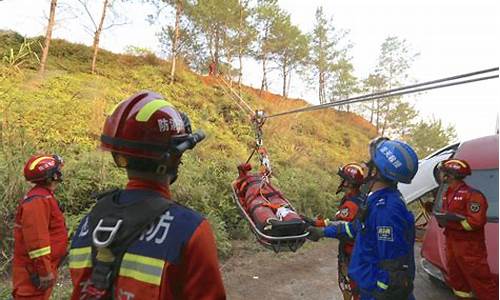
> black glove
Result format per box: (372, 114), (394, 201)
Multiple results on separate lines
(300, 215), (316, 227)
(306, 226), (324, 242)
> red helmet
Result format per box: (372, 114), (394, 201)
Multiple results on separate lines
(101, 91), (205, 174)
(437, 159), (471, 179)
(24, 155), (64, 183)
(336, 163), (365, 194)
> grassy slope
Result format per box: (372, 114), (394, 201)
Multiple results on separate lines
(0, 32), (377, 263)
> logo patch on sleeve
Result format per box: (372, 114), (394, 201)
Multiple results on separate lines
(340, 208), (350, 218)
(469, 202), (481, 213)
(377, 226), (394, 241)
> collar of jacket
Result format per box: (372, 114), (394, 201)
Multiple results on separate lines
(126, 178), (172, 199)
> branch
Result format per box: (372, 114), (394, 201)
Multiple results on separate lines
(77, 0), (98, 30)
(102, 21), (130, 31)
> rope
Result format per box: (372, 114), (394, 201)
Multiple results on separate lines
(265, 67), (499, 119)
(216, 76), (252, 117)
(217, 76), (254, 115)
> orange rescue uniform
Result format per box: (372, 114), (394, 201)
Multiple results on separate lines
(442, 182), (498, 300)
(12, 185), (68, 299)
(69, 179), (226, 300)
(335, 191), (363, 300)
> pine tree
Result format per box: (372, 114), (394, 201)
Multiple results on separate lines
(268, 14), (309, 97)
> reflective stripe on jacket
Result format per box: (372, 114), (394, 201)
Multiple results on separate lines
(324, 187), (415, 300)
(13, 185), (68, 276)
(69, 180), (226, 300)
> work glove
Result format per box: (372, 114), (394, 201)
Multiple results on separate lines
(306, 226), (324, 242)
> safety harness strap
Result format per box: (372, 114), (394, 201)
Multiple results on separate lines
(86, 189), (172, 299)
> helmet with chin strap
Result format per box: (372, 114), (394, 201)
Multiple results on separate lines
(100, 91), (205, 180)
(368, 137), (419, 184)
(336, 162), (365, 194)
(434, 158), (471, 181)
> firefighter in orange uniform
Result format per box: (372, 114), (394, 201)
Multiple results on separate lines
(436, 159), (498, 300)
(333, 163), (366, 300)
(69, 91), (226, 300)
(306, 163), (365, 299)
(12, 155), (68, 299)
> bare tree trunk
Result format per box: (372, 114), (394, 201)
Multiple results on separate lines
(170, 0), (182, 84)
(319, 71), (325, 104)
(39, 0), (57, 74)
(91, 0), (109, 74)
(213, 26), (222, 78)
(381, 101), (390, 136)
(260, 57), (268, 93)
(370, 99), (375, 123)
(286, 68), (292, 98)
(260, 23), (270, 94)
(237, 0), (243, 93)
(376, 99), (380, 133)
(282, 61), (287, 97)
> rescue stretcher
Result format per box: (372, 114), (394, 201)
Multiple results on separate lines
(231, 163), (309, 253)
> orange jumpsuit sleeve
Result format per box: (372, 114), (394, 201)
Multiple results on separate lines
(180, 220), (226, 300)
(335, 201), (359, 222)
(21, 198), (53, 276)
(460, 191), (488, 231)
(445, 190), (488, 231)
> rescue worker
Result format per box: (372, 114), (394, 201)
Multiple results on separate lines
(435, 159), (498, 300)
(69, 91), (226, 300)
(208, 60), (216, 76)
(13, 155), (68, 299)
(333, 163), (366, 300)
(308, 137), (418, 300)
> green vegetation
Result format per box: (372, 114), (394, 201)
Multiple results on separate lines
(0, 31), (377, 278)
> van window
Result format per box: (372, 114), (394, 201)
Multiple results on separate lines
(434, 169), (499, 222)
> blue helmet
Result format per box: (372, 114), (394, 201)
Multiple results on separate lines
(369, 137), (419, 184)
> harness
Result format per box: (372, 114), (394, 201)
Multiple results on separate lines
(83, 189), (172, 300)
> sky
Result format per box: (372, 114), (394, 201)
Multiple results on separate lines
(0, 0), (498, 141)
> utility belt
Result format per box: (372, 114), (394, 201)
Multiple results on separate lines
(371, 256), (413, 300)
(81, 189), (171, 300)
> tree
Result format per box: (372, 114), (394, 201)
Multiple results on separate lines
(185, 0), (241, 76)
(384, 100), (418, 138)
(268, 15), (309, 97)
(39, 0), (58, 73)
(407, 118), (457, 157)
(308, 6), (349, 105)
(170, 0), (183, 83)
(329, 57), (358, 111)
(78, 0), (128, 74)
(361, 73), (386, 125)
(373, 36), (418, 134)
(253, 0), (283, 93)
(236, 0), (255, 91)
(309, 7), (332, 104)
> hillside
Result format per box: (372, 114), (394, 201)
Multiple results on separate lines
(0, 31), (376, 266)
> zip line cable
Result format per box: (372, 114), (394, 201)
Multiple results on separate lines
(268, 74), (498, 119)
(265, 67), (499, 119)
